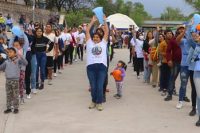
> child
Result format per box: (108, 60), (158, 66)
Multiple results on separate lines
(111, 60), (127, 99)
(0, 48), (27, 114)
(13, 41), (26, 104)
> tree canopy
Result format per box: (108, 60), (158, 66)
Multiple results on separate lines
(160, 7), (187, 21)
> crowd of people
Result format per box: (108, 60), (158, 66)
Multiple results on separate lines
(0, 13), (91, 114)
(0, 12), (200, 127)
(128, 24), (200, 127)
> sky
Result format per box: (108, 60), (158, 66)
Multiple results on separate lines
(126, 0), (195, 17)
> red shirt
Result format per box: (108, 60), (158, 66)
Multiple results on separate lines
(166, 38), (182, 63)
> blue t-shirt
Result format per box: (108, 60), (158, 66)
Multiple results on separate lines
(180, 38), (190, 66)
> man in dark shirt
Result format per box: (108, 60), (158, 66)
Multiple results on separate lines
(164, 29), (182, 101)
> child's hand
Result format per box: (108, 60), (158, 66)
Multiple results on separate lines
(110, 72), (113, 75)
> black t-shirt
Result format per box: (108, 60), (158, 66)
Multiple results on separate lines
(31, 36), (53, 54)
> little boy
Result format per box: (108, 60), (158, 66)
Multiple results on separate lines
(0, 48), (27, 114)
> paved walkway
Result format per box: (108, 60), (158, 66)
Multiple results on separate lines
(0, 49), (199, 133)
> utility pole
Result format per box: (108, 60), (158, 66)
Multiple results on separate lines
(32, 0), (35, 21)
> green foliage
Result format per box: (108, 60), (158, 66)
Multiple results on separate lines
(160, 7), (187, 21)
(65, 11), (85, 27)
(185, 0), (200, 12)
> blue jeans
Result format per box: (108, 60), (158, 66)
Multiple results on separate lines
(87, 64), (107, 104)
(31, 54), (37, 89)
(168, 62), (180, 96)
(143, 60), (151, 82)
(193, 71), (200, 115)
(36, 52), (47, 84)
(179, 66), (190, 101)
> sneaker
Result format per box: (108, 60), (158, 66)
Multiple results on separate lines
(152, 85), (157, 88)
(39, 84), (44, 90)
(161, 91), (167, 96)
(173, 90), (178, 96)
(53, 73), (57, 77)
(164, 95), (172, 101)
(176, 101), (183, 109)
(115, 95), (122, 99)
(20, 98), (25, 105)
(137, 76), (140, 79)
(58, 70), (62, 74)
(26, 94), (31, 99)
(189, 108), (196, 116)
(113, 94), (119, 98)
(96, 104), (103, 111)
(4, 109), (12, 114)
(183, 97), (190, 102)
(48, 80), (52, 85)
(13, 109), (19, 114)
(32, 89), (37, 94)
(89, 102), (96, 109)
(75, 59), (78, 62)
(196, 117), (200, 127)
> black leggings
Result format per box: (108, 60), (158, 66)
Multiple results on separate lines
(110, 44), (114, 62)
(25, 51), (32, 95)
(189, 70), (197, 108)
(135, 58), (144, 76)
(65, 45), (74, 64)
(77, 44), (84, 60)
(54, 55), (63, 73)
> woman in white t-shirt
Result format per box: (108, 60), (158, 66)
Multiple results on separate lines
(86, 16), (108, 111)
(131, 32), (144, 79)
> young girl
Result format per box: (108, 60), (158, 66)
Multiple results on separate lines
(111, 60), (127, 99)
(13, 41), (26, 104)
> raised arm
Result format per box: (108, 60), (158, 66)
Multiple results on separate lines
(86, 16), (97, 42)
(103, 16), (109, 41)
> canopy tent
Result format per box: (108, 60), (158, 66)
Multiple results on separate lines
(107, 13), (139, 31)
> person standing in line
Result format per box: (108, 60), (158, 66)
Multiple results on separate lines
(158, 33), (170, 96)
(131, 32), (144, 79)
(77, 26), (86, 61)
(143, 31), (154, 83)
(165, 29), (181, 101)
(61, 27), (72, 65)
(31, 28), (54, 90)
(43, 24), (56, 85)
(0, 48), (27, 114)
(175, 26), (191, 109)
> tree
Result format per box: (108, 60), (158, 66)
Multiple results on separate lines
(185, 0), (200, 12)
(130, 2), (152, 26)
(160, 7), (186, 21)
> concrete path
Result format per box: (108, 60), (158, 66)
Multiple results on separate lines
(0, 49), (199, 133)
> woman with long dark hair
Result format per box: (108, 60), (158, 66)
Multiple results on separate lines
(31, 28), (54, 90)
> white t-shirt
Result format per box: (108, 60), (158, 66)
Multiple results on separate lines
(131, 38), (144, 58)
(77, 32), (86, 45)
(72, 31), (79, 44)
(86, 39), (108, 67)
(61, 32), (72, 45)
(43, 33), (55, 57)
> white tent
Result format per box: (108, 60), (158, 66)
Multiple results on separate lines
(107, 13), (139, 31)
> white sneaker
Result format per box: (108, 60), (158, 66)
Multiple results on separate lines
(48, 80), (52, 85)
(176, 101), (183, 109)
(137, 76), (140, 79)
(75, 59), (78, 62)
(58, 70), (62, 74)
(27, 94), (31, 99)
(54, 73), (57, 77)
(32, 89), (37, 94)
